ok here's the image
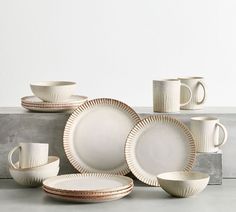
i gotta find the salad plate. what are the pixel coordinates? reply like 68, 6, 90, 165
43, 189, 132, 203
43, 173, 133, 195
21, 95, 88, 112
63, 98, 140, 175
125, 115, 196, 186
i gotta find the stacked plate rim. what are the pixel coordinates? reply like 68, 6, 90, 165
42, 173, 133, 202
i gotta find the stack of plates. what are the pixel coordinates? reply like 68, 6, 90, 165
21, 95, 88, 112
43, 173, 133, 202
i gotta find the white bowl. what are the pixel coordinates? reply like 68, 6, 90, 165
30, 81, 77, 102
157, 171, 210, 198
11, 156, 60, 171
9, 156, 60, 187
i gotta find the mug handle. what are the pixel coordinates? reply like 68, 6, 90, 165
215, 123, 228, 147
197, 81, 207, 105
8, 146, 20, 169
180, 83, 193, 106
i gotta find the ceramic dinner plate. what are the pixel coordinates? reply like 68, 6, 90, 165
43, 184, 133, 197
125, 115, 196, 186
21, 95, 88, 112
44, 189, 132, 203
43, 173, 133, 195
63, 98, 141, 175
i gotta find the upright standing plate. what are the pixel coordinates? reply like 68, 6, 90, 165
63, 98, 141, 175
125, 115, 196, 186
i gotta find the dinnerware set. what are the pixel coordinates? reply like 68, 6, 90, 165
8, 143, 59, 187
153, 77, 206, 112
22, 81, 88, 112
8, 80, 227, 201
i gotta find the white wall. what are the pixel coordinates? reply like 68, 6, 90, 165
0, 0, 236, 107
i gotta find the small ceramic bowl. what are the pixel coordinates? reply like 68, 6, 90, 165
157, 171, 209, 198
30, 81, 77, 102
9, 156, 60, 187
10, 156, 60, 171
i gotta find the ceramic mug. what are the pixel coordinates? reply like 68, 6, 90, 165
190, 117, 228, 152
8, 143, 49, 169
179, 77, 206, 110
153, 79, 192, 112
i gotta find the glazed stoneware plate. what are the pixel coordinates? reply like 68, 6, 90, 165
125, 115, 196, 186
63, 98, 141, 175
43, 189, 132, 203
43, 184, 133, 197
42, 173, 133, 195
21, 95, 88, 112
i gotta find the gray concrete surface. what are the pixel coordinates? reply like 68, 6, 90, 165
0, 107, 234, 179
193, 151, 222, 184
0, 179, 235, 212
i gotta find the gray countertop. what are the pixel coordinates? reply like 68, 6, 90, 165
1, 179, 236, 212
1, 106, 236, 114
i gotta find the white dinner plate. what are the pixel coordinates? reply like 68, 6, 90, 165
63, 98, 141, 175
44, 189, 132, 203
43, 173, 133, 195
125, 115, 196, 186
21, 95, 88, 112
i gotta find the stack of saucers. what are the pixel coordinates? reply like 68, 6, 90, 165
21, 81, 88, 112
43, 173, 133, 202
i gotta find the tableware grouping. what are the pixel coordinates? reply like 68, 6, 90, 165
8, 79, 227, 202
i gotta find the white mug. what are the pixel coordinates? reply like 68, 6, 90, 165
153, 79, 192, 112
190, 117, 228, 152
179, 77, 206, 110
8, 143, 49, 169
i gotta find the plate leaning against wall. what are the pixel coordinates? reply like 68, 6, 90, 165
21, 95, 88, 112
63, 98, 141, 175
125, 115, 196, 186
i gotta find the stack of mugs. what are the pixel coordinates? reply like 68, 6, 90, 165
8, 143, 59, 187
153, 77, 227, 153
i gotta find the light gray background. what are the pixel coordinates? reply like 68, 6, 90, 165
0, 0, 236, 107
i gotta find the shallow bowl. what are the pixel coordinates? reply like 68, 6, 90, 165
157, 171, 209, 198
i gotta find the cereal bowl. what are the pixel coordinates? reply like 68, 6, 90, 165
157, 171, 209, 198
30, 81, 77, 102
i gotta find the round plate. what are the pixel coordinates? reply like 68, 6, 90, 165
21, 95, 88, 105
42, 173, 133, 195
125, 115, 196, 186
21, 95, 88, 112
63, 98, 141, 175
44, 189, 132, 203
43, 184, 133, 197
